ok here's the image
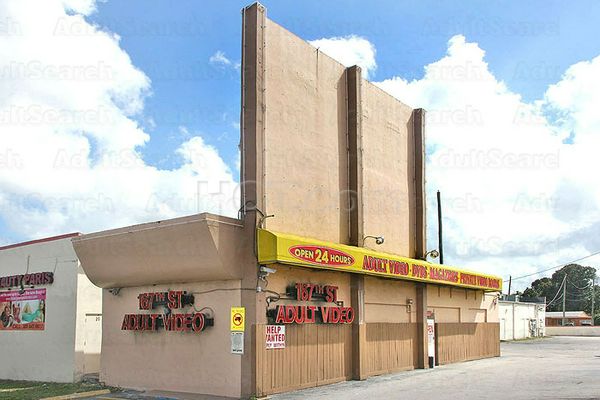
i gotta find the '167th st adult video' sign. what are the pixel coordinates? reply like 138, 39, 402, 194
268, 283, 354, 325
121, 290, 213, 333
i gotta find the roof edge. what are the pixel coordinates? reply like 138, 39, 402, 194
73, 213, 243, 242
0, 232, 81, 251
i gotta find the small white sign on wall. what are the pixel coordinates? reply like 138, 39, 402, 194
231, 332, 244, 355
427, 318, 435, 364
265, 325, 286, 349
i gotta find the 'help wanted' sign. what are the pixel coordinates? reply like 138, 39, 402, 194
265, 325, 286, 349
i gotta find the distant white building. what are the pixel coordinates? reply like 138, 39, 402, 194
499, 295, 545, 340
0, 233, 102, 382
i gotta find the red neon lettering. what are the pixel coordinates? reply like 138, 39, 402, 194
163, 314, 173, 330
324, 285, 338, 303
275, 306, 286, 324
138, 293, 153, 310
149, 314, 159, 330
306, 306, 317, 323
320, 306, 330, 323
167, 291, 183, 309
192, 313, 205, 332
294, 306, 306, 324
330, 307, 341, 323
285, 305, 294, 323
343, 307, 355, 323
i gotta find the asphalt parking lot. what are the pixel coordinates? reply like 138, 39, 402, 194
90, 336, 600, 400
271, 336, 600, 400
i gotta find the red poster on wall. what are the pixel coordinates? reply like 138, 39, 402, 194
0, 289, 46, 331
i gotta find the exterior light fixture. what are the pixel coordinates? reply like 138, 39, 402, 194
406, 298, 414, 313
363, 235, 385, 245
424, 249, 440, 260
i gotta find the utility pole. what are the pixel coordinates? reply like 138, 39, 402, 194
592, 275, 596, 327
508, 276, 512, 296
562, 274, 567, 326
437, 190, 444, 264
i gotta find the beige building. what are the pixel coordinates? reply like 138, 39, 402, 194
0, 233, 102, 383
74, 3, 502, 398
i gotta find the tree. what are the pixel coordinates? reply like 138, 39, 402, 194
521, 264, 598, 320
522, 277, 554, 300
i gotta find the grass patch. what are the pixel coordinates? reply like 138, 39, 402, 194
0, 380, 112, 400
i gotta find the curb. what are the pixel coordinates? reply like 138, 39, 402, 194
41, 389, 111, 400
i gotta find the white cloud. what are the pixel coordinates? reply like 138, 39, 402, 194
373, 34, 600, 290
59, 0, 97, 15
3, 1, 600, 291
209, 50, 240, 70
309, 35, 376, 79
208, 50, 242, 70
0, 0, 238, 240
209, 50, 231, 66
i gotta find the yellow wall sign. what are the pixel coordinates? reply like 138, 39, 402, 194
258, 229, 502, 292
231, 307, 245, 331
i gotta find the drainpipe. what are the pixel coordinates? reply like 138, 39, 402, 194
512, 302, 516, 340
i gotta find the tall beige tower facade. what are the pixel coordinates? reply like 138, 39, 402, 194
74, 3, 501, 398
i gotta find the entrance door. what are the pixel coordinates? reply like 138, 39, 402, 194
83, 314, 102, 374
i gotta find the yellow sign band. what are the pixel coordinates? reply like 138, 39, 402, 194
257, 229, 502, 292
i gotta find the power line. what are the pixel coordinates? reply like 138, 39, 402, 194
564, 292, 591, 300
566, 298, 589, 302
545, 277, 566, 308
567, 279, 592, 291
543, 279, 594, 308
546, 295, 563, 308
504, 250, 600, 283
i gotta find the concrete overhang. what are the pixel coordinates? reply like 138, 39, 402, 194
73, 213, 249, 289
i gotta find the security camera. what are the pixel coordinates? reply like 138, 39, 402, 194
258, 266, 276, 284
259, 266, 277, 275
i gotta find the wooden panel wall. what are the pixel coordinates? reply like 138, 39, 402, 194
254, 324, 352, 396
364, 323, 419, 376
255, 323, 499, 395
435, 323, 500, 365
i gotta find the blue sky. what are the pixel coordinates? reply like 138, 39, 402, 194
4, 0, 600, 288
88, 0, 600, 172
